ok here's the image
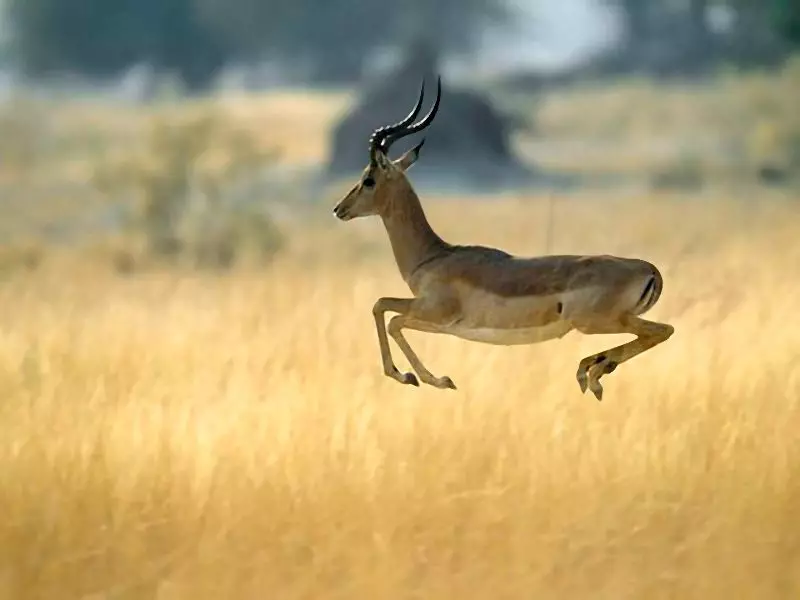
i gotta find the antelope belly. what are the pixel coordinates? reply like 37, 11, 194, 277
442, 321, 573, 346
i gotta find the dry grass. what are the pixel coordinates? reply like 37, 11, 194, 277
0, 89, 350, 244
2, 65, 800, 598
517, 58, 800, 179
1, 190, 799, 599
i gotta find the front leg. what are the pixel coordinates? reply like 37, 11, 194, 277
387, 315, 456, 390
574, 315, 674, 401
372, 297, 419, 386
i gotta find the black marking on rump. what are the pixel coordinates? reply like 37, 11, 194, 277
639, 277, 655, 306
633, 273, 662, 315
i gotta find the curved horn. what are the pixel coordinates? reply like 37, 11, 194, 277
369, 80, 426, 165
381, 76, 442, 152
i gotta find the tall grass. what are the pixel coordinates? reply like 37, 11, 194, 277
1, 194, 798, 599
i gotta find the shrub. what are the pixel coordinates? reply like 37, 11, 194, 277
91, 109, 284, 271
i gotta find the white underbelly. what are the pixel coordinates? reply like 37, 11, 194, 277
441, 321, 574, 346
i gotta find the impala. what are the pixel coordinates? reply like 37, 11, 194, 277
332, 77, 674, 400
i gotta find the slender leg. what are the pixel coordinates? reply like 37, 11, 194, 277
387, 315, 456, 390
372, 297, 419, 386
573, 315, 674, 401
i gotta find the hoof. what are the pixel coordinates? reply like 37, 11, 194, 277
402, 372, 420, 387
388, 368, 419, 387
576, 370, 588, 394
436, 376, 457, 390
589, 382, 604, 402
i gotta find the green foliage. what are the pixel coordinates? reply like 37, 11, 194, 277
199, 0, 511, 69
7, 0, 230, 90
770, 0, 800, 44
610, 0, 800, 50
6, 0, 511, 87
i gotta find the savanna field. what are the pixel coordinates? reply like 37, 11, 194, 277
1, 66, 800, 598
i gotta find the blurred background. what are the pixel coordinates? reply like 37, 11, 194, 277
0, 0, 798, 269
1, 2, 799, 599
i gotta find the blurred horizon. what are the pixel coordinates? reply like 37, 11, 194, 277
0, 0, 626, 82
0, 0, 796, 95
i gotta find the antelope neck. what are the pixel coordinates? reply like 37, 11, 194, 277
380, 179, 448, 282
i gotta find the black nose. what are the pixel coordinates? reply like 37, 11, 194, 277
333, 205, 347, 220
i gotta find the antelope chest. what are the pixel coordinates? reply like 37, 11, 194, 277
440, 320, 574, 346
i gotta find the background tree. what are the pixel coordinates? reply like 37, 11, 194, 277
603, 0, 795, 76
769, 0, 800, 45
6, 0, 231, 90
5, 0, 513, 89
196, 0, 513, 84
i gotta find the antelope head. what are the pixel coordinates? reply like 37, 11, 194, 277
332, 77, 441, 222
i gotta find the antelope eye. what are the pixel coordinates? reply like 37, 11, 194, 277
362, 176, 375, 188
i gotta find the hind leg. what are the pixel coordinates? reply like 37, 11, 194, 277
573, 315, 674, 401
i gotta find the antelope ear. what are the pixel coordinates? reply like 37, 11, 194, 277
393, 139, 425, 172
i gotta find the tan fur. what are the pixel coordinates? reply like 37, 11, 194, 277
333, 104, 674, 401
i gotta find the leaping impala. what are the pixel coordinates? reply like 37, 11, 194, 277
332, 77, 674, 401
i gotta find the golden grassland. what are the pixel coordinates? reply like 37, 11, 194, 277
1, 68, 800, 598
2, 193, 800, 599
